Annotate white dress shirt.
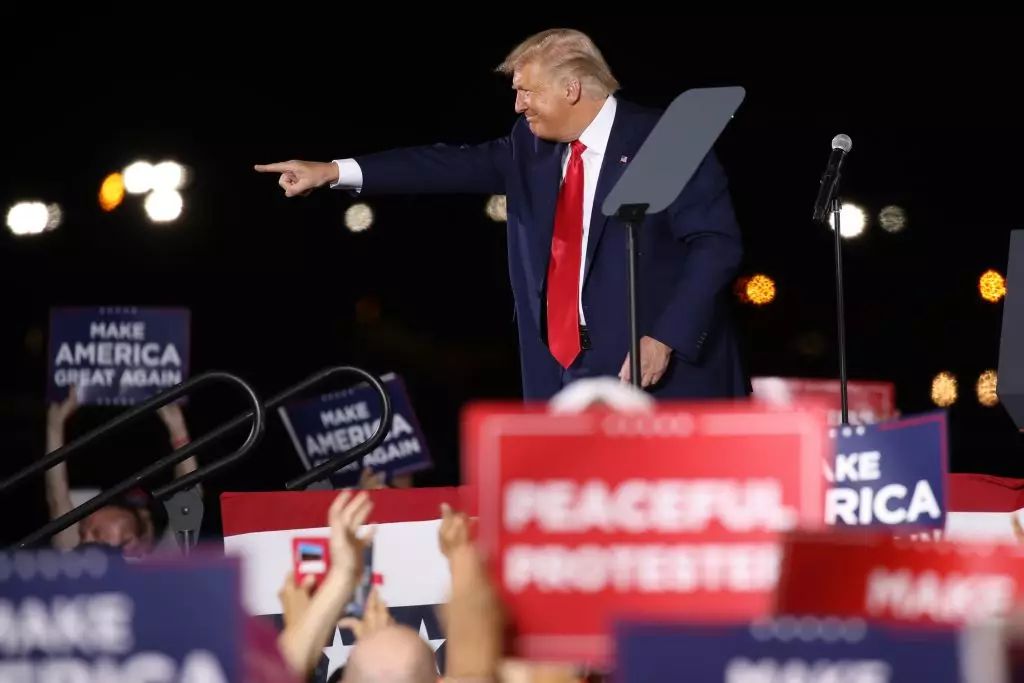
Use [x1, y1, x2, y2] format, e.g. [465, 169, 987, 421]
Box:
[330, 95, 619, 326]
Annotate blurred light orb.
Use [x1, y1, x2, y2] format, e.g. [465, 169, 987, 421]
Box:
[355, 297, 381, 324]
[979, 269, 1006, 302]
[123, 161, 155, 194]
[23, 326, 43, 356]
[977, 369, 999, 407]
[45, 204, 62, 230]
[144, 190, 183, 223]
[744, 274, 776, 305]
[99, 173, 126, 211]
[345, 203, 374, 232]
[486, 195, 507, 222]
[151, 161, 188, 191]
[6, 201, 50, 236]
[931, 371, 958, 407]
[878, 205, 906, 233]
[828, 203, 867, 239]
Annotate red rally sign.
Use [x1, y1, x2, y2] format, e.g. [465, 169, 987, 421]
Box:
[463, 402, 829, 663]
[775, 529, 1024, 627]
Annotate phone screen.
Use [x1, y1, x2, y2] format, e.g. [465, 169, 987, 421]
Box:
[343, 545, 375, 618]
[293, 538, 331, 588]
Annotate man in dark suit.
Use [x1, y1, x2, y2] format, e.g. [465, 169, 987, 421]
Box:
[257, 28, 748, 402]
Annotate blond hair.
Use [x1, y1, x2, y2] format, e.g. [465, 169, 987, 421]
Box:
[497, 28, 620, 98]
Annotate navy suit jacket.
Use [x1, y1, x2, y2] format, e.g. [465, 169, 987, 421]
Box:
[354, 99, 749, 401]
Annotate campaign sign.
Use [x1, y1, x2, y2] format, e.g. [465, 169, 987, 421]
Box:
[775, 529, 1024, 627]
[48, 306, 190, 405]
[752, 376, 896, 426]
[0, 547, 241, 682]
[279, 372, 432, 488]
[615, 619, 1000, 683]
[825, 411, 948, 532]
[462, 402, 829, 663]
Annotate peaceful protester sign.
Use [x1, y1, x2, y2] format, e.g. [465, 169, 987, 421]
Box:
[47, 307, 190, 405]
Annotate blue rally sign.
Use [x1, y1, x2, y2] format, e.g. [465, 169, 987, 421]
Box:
[825, 411, 948, 531]
[278, 372, 433, 488]
[48, 306, 191, 405]
[0, 547, 242, 682]
[615, 618, 993, 683]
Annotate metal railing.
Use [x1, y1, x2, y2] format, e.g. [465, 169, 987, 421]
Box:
[9, 372, 266, 548]
[7, 365, 393, 549]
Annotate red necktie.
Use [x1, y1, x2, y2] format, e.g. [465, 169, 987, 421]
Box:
[547, 140, 586, 369]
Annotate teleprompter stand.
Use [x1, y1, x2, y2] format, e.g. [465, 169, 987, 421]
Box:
[602, 87, 746, 388]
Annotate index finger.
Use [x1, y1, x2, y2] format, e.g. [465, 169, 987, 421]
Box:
[254, 162, 291, 173]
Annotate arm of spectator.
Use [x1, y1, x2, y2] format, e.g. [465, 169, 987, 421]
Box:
[278, 491, 374, 679]
[499, 660, 582, 683]
[439, 504, 502, 680]
[158, 402, 202, 498]
[338, 586, 394, 641]
[45, 389, 80, 550]
[359, 467, 387, 490]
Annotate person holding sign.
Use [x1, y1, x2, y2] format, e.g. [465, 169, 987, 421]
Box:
[256, 28, 747, 401]
[43, 388, 200, 553]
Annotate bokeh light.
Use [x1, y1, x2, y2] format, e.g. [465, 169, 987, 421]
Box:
[744, 274, 776, 305]
[151, 161, 187, 191]
[878, 205, 907, 233]
[99, 173, 125, 212]
[486, 195, 507, 222]
[123, 161, 155, 195]
[977, 370, 999, 407]
[828, 203, 867, 239]
[346, 203, 374, 232]
[6, 201, 60, 236]
[931, 371, 958, 407]
[979, 269, 1006, 303]
[356, 297, 381, 324]
[144, 190, 183, 223]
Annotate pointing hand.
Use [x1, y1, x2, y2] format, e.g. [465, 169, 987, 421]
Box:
[254, 160, 336, 197]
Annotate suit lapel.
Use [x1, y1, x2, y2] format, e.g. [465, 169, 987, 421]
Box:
[528, 140, 566, 297]
[583, 103, 642, 286]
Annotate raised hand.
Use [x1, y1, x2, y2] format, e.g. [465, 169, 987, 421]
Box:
[439, 503, 473, 558]
[278, 572, 317, 629]
[254, 160, 336, 197]
[327, 491, 374, 581]
[47, 386, 79, 433]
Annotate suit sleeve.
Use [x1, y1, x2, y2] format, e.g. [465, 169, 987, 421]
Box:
[651, 149, 743, 361]
[353, 131, 513, 196]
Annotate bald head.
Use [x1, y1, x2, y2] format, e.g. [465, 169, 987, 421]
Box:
[343, 625, 437, 683]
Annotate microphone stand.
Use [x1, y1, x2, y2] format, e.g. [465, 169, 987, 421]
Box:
[829, 196, 850, 426]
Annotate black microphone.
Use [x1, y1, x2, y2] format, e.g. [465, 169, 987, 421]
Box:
[812, 134, 853, 222]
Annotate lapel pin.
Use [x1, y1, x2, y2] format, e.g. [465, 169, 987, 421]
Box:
[619, 155, 629, 164]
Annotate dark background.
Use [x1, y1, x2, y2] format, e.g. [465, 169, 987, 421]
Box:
[2, 18, 1020, 544]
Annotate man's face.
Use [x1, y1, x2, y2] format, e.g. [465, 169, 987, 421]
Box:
[513, 60, 574, 141]
[80, 506, 145, 555]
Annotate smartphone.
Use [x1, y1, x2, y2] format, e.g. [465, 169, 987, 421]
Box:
[342, 545, 377, 618]
[292, 538, 331, 589]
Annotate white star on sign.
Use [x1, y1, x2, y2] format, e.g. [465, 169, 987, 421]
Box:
[418, 618, 445, 673]
[323, 627, 353, 680]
